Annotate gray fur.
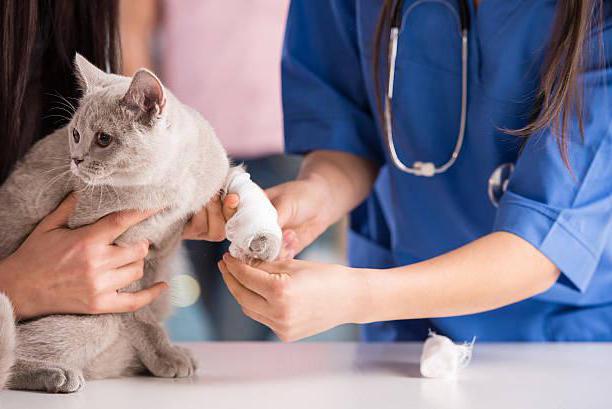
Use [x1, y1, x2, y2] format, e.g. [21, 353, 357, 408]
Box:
[0, 54, 257, 392]
[0, 294, 15, 388]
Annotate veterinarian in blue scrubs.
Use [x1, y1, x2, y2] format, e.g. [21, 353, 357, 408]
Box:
[219, 0, 612, 342]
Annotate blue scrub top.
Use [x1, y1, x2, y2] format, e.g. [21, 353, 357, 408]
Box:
[282, 0, 612, 341]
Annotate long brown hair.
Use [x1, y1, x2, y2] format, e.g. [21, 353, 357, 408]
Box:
[0, 0, 121, 184]
[373, 0, 605, 166]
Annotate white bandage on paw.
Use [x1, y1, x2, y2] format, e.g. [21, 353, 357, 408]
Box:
[223, 167, 282, 261]
[420, 331, 474, 379]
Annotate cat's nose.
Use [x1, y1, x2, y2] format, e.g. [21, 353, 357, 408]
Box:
[72, 157, 84, 166]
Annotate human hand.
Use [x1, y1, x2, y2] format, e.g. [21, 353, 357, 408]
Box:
[218, 254, 362, 342]
[265, 178, 333, 259]
[0, 194, 167, 319]
[182, 193, 239, 241]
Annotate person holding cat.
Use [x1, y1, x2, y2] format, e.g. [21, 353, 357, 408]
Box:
[219, 0, 612, 343]
[0, 1, 237, 321]
[0, 0, 287, 390]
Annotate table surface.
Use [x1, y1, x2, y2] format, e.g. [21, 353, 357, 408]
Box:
[0, 342, 608, 409]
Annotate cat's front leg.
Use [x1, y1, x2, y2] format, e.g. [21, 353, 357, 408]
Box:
[223, 166, 282, 261]
[124, 308, 197, 378]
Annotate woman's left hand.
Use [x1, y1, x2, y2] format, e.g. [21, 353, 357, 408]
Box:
[218, 254, 362, 342]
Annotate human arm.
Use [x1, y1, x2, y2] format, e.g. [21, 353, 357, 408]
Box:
[219, 231, 559, 341]
[267, 150, 378, 258]
[119, 0, 158, 75]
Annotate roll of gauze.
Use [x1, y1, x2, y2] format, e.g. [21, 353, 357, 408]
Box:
[420, 332, 474, 379]
[224, 168, 282, 261]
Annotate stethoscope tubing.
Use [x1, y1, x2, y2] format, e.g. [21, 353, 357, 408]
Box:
[383, 0, 470, 177]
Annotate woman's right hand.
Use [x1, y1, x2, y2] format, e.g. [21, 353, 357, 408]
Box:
[265, 151, 379, 260]
[266, 177, 334, 259]
[0, 194, 167, 319]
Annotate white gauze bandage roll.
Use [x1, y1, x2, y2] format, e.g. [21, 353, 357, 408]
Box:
[223, 168, 282, 261]
[420, 332, 474, 379]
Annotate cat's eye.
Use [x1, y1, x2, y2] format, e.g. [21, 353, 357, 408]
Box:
[72, 128, 80, 144]
[95, 132, 113, 148]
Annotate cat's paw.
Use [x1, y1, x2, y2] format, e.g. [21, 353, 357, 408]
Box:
[40, 367, 85, 393]
[229, 232, 281, 262]
[175, 345, 199, 371]
[148, 345, 196, 378]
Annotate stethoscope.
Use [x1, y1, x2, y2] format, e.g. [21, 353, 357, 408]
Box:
[383, 0, 512, 206]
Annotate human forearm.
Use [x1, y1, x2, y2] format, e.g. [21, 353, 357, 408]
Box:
[298, 150, 378, 226]
[220, 211, 560, 342]
[355, 232, 560, 323]
[119, 0, 157, 75]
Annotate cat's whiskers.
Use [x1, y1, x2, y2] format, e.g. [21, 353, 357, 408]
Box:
[110, 185, 124, 209]
[97, 183, 105, 213]
[43, 114, 74, 125]
[39, 163, 70, 175]
[63, 171, 75, 193]
[34, 169, 73, 209]
[50, 105, 75, 118]
[46, 91, 77, 115]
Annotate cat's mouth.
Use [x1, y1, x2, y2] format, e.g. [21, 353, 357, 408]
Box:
[71, 162, 112, 185]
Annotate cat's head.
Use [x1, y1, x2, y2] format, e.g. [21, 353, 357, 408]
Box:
[69, 53, 173, 186]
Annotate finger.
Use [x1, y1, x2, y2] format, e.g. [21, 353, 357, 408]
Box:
[205, 197, 226, 241]
[38, 193, 77, 231]
[278, 230, 299, 260]
[86, 209, 158, 242]
[219, 260, 270, 314]
[104, 240, 149, 270]
[182, 207, 209, 239]
[107, 282, 168, 313]
[222, 193, 239, 221]
[222, 254, 281, 297]
[280, 223, 318, 258]
[105, 260, 145, 291]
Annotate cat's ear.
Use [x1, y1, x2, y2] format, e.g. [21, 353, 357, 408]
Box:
[74, 53, 107, 93]
[120, 69, 166, 120]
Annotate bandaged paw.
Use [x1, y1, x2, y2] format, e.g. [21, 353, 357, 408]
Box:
[224, 168, 282, 261]
[420, 331, 474, 379]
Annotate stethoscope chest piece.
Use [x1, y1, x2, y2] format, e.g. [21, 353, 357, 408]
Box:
[488, 163, 514, 207]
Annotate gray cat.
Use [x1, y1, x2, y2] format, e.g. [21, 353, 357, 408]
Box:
[0, 54, 281, 393]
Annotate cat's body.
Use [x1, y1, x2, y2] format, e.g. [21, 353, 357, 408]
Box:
[0, 55, 280, 392]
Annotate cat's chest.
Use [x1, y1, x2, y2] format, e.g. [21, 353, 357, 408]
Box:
[68, 182, 191, 247]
